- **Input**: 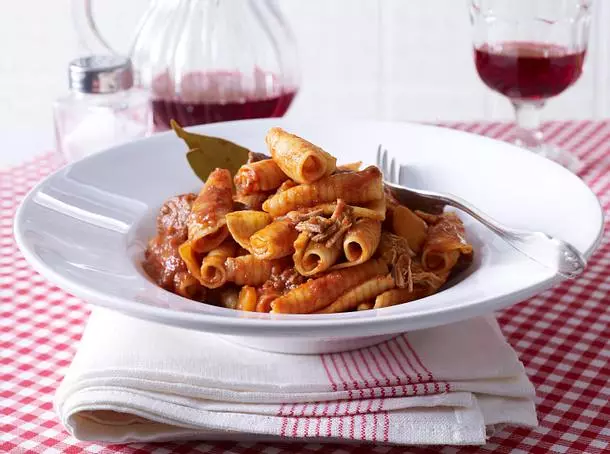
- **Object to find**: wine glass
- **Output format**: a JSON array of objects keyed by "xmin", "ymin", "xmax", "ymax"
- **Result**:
[{"xmin": 470, "ymin": 0, "xmax": 592, "ymax": 172}]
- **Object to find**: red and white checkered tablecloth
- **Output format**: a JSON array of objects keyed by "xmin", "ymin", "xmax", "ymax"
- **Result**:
[{"xmin": 1, "ymin": 121, "xmax": 609, "ymax": 454}]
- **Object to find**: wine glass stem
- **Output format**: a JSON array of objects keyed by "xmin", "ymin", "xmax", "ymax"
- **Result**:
[{"xmin": 512, "ymin": 101, "xmax": 544, "ymax": 151}]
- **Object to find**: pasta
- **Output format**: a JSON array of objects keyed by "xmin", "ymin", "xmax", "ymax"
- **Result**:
[
  {"xmin": 374, "ymin": 287, "xmax": 431, "ymax": 309},
  {"xmin": 225, "ymin": 254, "xmax": 276, "ymax": 286},
  {"xmin": 237, "ymin": 286, "xmax": 258, "ymax": 311},
  {"xmin": 262, "ymin": 166, "xmax": 384, "ymax": 217},
  {"xmin": 199, "ymin": 241, "xmax": 238, "ymax": 288},
  {"xmin": 357, "ymin": 301, "xmax": 374, "ymax": 311},
  {"xmin": 421, "ymin": 212, "xmax": 473, "ymax": 273},
  {"xmin": 332, "ymin": 218, "xmax": 381, "ymax": 269},
  {"xmin": 317, "ymin": 274, "xmax": 395, "ymax": 313},
  {"xmin": 143, "ymin": 127, "xmax": 473, "ymax": 314},
  {"xmin": 187, "ymin": 168, "xmax": 233, "ymax": 253},
  {"xmin": 293, "ymin": 231, "xmax": 343, "ymax": 276},
  {"xmin": 390, "ymin": 204, "xmax": 428, "ymax": 254},
  {"xmin": 226, "ymin": 210, "xmax": 272, "ymax": 253},
  {"xmin": 249, "ymin": 218, "xmax": 298, "ymax": 260},
  {"xmin": 178, "ymin": 240, "xmax": 202, "ymax": 281},
  {"xmin": 271, "ymin": 259, "xmax": 388, "ymax": 314},
  {"xmin": 233, "ymin": 191, "xmax": 270, "ymax": 210},
  {"xmin": 266, "ymin": 127, "xmax": 337, "ymax": 183},
  {"xmin": 337, "ymin": 161, "xmax": 362, "ymax": 172},
  {"xmin": 173, "ymin": 271, "xmax": 202, "ymax": 299},
  {"xmin": 234, "ymin": 159, "xmax": 289, "ymax": 194},
  {"xmin": 313, "ymin": 198, "xmax": 386, "ymax": 221}
]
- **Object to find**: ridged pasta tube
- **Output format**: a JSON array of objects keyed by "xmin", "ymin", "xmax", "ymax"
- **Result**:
[
  {"xmin": 373, "ymin": 287, "xmax": 431, "ymax": 309},
  {"xmin": 271, "ymin": 259, "xmax": 388, "ymax": 314},
  {"xmin": 262, "ymin": 166, "xmax": 384, "ymax": 217},
  {"xmin": 421, "ymin": 213, "xmax": 473, "ymax": 273},
  {"xmin": 199, "ymin": 241, "xmax": 238, "ymax": 288},
  {"xmin": 178, "ymin": 240, "xmax": 201, "ymax": 281},
  {"xmin": 187, "ymin": 168, "xmax": 233, "ymax": 253},
  {"xmin": 226, "ymin": 210, "xmax": 272, "ymax": 253},
  {"xmin": 237, "ymin": 286, "xmax": 258, "ymax": 311},
  {"xmin": 314, "ymin": 198, "xmax": 386, "ymax": 221},
  {"xmin": 225, "ymin": 255, "xmax": 275, "ymax": 286},
  {"xmin": 332, "ymin": 219, "xmax": 381, "ymax": 269},
  {"xmin": 265, "ymin": 127, "xmax": 336, "ymax": 183},
  {"xmin": 233, "ymin": 191, "xmax": 270, "ymax": 211},
  {"xmin": 249, "ymin": 219, "xmax": 298, "ymax": 260},
  {"xmin": 234, "ymin": 159, "xmax": 289, "ymax": 195},
  {"xmin": 317, "ymin": 274, "xmax": 395, "ymax": 313},
  {"xmin": 293, "ymin": 232, "xmax": 342, "ymax": 276},
  {"xmin": 173, "ymin": 271, "xmax": 202, "ymax": 299},
  {"xmin": 391, "ymin": 204, "xmax": 428, "ymax": 254}
]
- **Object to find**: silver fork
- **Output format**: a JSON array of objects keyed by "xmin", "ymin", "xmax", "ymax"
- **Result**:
[{"xmin": 376, "ymin": 145, "xmax": 587, "ymax": 279}]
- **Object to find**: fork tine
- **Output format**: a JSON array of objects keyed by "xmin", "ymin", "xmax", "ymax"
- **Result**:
[
  {"xmin": 381, "ymin": 148, "xmax": 388, "ymax": 179},
  {"xmin": 376, "ymin": 145, "xmax": 383, "ymax": 172},
  {"xmin": 389, "ymin": 157, "xmax": 396, "ymax": 184}
]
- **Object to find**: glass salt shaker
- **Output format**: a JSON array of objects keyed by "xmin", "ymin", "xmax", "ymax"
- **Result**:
[{"xmin": 53, "ymin": 55, "xmax": 152, "ymax": 162}]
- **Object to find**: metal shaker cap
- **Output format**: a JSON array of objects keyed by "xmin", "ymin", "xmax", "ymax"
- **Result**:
[{"xmin": 69, "ymin": 55, "xmax": 134, "ymax": 94}]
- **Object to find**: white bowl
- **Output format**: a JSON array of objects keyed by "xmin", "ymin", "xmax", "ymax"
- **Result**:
[{"xmin": 14, "ymin": 119, "xmax": 604, "ymax": 354}]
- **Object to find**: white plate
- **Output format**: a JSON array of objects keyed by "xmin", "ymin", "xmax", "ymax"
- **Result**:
[{"xmin": 14, "ymin": 119, "xmax": 604, "ymax": 354}]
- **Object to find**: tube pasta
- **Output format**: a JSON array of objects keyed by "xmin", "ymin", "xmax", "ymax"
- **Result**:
[
  {"xmin": 234, "ymin": 159, "xmax": 289, "ymax": 195},
  {"xmin": 199, "ymin": 241, "xmax": 238, "ymax": 288},
  {"xmin": 249, "ymin": 219, "xmax": 298, "ymax": 260},
  {"xmin": 187, "ymin": 168, "xmax": 233, "ymax": 253},
  {"xmin": 256, "ymin": 292, "xmax": 277, "ymax": 313},
  {"xmin": 336, "ymin": 161, "xmax": 362, "ymax": 172},
  {"xmin": 173, "ymin": 271, "xmax": 202, "ymax": 299},
  {"xmin": 421, "ymin": 212, "xmax": 473, "ymax": 273},
  {"xmin": 233, "ymin": 192, "xmax": 270, "ymax": 210},
  {"xmin": 225, "ymin": 255, "xmax": 275, "ymax": 286},
  {"xmin": 333, "ymin": 219, "xmax": 381, "ymax": 269},
  {"xmin": 226, "ymin": 211, "xmax": 272, "ymax": 253},
  {"xmin": 237, "ymin": 286, "xmax": 258, "ymax": 311},
  {"xmin": 317, "ymin": 274, "xmax": 395, "ymax": 313},
  {"xmin": 373, "ymin": 287, "xmax": 431, "ymax": 309},
  {"xmin": 262, "ymin": 166, "xmax": 384, "ymax": 217},
  {"xmin": 313, "ymin": 198, "xmax": 386, "ymax": 221},
  {"xmin": 271, "ymin": 259, "xmax": 388, "ymax": 314},
  {"xmin": 391, "ymin": 204, "xmax": 428, "ymax": 254},
  {"xmin": 293, "ymin": 231, "xmax": 342, "ymax": 276},
  {"xmin": 266, "ymin": 127, "xmax": 337, "ymax": 184},
  {"xmin": 178, "ymin": 241, "xmax": 202, "ymax": 281}
]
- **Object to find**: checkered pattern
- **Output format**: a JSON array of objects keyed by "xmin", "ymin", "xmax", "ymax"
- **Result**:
[{"xmin": 2, "ymin": 121, "xmax": 609, "ymax": 453}]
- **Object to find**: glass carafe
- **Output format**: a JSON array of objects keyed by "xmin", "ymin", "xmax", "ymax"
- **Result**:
[{"xmin": 73, "ymin": 0, "xmax": 299, "ymax": 130}]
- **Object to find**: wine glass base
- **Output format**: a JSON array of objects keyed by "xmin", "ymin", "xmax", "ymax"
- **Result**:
[{"xmin": 514, "ymin": 140, "xmax": 583, "ymax": 173}]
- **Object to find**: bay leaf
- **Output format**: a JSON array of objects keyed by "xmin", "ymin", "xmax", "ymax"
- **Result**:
[{"xmin": 171, "ymin": 119, "xmax": 250, "ymax": 181}]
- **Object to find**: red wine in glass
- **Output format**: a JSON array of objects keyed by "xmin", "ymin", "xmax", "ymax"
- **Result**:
[
  {"xmin": 151, "ymin": 71, "xmax": 297, "ymax": 130},
  {"xmin": 474, "ymin": 42, "xmax": 586, "ymax": 101}
]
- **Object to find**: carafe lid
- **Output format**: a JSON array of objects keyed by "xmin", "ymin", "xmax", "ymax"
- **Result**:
[{"xmin": 69, "ymin": 55, "xmax": 134, "ymax": 94}]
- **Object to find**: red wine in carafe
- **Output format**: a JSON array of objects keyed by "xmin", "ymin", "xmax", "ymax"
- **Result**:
[{"xmin": 151, "ymin": 71, "xmax": 297, "ymax": 129}]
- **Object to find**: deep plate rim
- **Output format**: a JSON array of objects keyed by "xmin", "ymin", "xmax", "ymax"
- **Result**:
[{"xmin": 13, "ymin": 119, "xmax": 605, "ymax": 337}]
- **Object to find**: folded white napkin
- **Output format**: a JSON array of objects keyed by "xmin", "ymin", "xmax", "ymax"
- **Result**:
[{"xmin": 55, "ymin": 308, "xmax": 537, "ymax": 445}]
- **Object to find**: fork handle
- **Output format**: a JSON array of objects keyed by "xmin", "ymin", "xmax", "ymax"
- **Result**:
[
  {"xmin": 418, "ymin": 188, "xmax": 587, "ymax": 279},
  {"xmin": 427, "ymin": 192, "xmax": 518, "ymax": 238}
]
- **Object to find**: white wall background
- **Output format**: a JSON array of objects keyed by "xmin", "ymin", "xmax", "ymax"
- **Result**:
[{"xmin": 2, "ymin": 0, "xmax": 609, "ymax": 147}]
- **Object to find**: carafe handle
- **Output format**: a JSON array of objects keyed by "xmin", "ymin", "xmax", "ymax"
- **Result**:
[{"xmin": 71, "ymin": 0, "xmax": 116, "ymax": 54}]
